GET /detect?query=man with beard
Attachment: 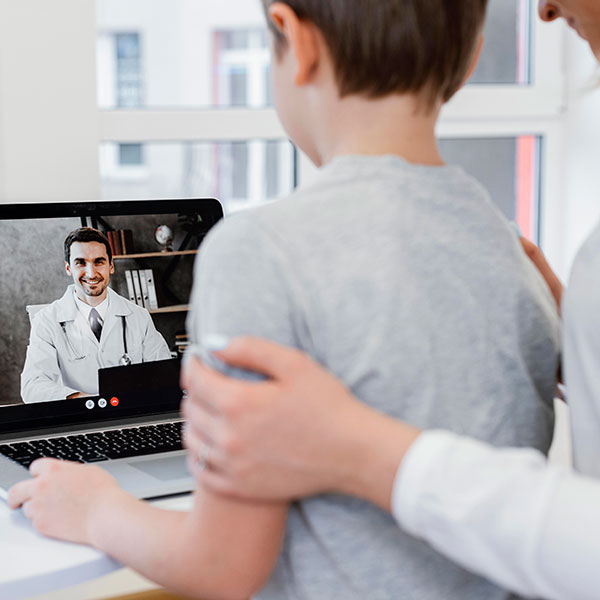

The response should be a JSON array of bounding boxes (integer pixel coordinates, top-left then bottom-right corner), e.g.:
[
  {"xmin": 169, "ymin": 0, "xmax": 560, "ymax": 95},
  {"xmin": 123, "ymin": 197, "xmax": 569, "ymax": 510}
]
[{"xmin": 21, "ymin": 227, "xmax": 170, "ymax": 403}]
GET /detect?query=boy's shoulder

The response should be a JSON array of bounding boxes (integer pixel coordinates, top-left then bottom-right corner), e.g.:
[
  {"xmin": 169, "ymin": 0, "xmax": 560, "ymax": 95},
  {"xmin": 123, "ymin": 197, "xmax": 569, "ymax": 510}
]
[
  {"xmin": 241, "ymin": 155, "xmax": 491, "ymax": 222},
  {"xmin": 205, "ymin": 155, "xmax": 508, "ymax": 262}
]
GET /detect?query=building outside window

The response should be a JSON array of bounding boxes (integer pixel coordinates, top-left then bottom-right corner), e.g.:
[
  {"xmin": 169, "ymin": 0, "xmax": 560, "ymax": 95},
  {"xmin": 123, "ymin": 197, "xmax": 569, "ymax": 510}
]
[
  {"xmin": 115, "ymin": 33, "xmax": 143, "ymax": 108},
  {"xmin": 98, "ymin": 30, "xmax": 145, "ymax": 172}
]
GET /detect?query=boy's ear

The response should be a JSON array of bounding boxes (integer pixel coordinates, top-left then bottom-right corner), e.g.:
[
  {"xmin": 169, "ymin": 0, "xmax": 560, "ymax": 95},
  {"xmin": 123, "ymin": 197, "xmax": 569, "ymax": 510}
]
[
  {"xmin": 462, "ymin": 33, "xmax": 484, "ymax": 86},
  {"xmin": 268, "ymin": 2, "xmax": 320, "ymax": 86}
]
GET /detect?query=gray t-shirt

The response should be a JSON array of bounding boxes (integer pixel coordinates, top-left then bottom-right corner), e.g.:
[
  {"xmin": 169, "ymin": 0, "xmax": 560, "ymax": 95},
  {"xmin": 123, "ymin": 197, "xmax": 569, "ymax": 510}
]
[{"xmin": 188, "ymin": 155, "xmax": 560, "ymax": 600}]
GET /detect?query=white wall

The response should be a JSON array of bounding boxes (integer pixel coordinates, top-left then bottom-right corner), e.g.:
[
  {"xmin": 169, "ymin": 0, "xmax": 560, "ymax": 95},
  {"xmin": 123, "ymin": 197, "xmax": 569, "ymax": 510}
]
[{"xmin": 0, "ymin": 0, "xmax": 100, "ymax": 203}]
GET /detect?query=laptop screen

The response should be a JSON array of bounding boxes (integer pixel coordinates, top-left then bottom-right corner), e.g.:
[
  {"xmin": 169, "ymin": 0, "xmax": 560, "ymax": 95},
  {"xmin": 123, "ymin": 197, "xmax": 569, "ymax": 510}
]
[{"xmin": 0, "ymin": 199, "xmax": 222, "ymax": 434}]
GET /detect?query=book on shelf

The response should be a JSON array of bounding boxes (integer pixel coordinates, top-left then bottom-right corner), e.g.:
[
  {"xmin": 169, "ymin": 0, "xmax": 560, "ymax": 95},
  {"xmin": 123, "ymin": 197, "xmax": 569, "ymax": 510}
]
[
  {"xmin": 106, "ymin": 231, "xmax": 116, "ymax": 256},
  {"xmin": 112, "ymin": 230, "xmax": 123, "ymax": 255},
  {"xmin": 124, "ymin": 270, "xmax": 136, "ymax": 303},
  {"xmin": 119, "ymin": 229, "xmax": 134, "ymax": 254},
  {"xmin": 144, "ymin": 269, "xmax": 159, "ymax": 310},
  {"xmin": 106, "ymin": 229, "xmax": 134, "ymax": 256},
  {"xmin": 131, "ymin": 270, "xmax": 144, "ymax": 306}
]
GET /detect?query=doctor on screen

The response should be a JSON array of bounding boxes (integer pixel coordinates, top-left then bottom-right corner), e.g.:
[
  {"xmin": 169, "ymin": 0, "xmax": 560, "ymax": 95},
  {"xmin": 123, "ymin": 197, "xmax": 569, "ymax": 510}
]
[{"xmin": 21, "ymin": 227, "xmax": 171, "ymax": 403}]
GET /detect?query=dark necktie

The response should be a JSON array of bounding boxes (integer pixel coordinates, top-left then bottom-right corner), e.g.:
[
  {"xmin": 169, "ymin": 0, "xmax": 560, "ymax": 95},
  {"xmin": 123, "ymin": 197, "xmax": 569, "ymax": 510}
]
[{"xmin": 89, "ymin": 308, "xmax": 103, "ymax": 342}]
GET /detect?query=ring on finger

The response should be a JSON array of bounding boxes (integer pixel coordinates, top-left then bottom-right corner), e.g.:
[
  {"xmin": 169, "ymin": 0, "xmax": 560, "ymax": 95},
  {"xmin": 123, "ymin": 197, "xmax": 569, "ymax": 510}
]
[{"xmin": 196, "ymin": 443, "xmax": 213, "ymax": 472}]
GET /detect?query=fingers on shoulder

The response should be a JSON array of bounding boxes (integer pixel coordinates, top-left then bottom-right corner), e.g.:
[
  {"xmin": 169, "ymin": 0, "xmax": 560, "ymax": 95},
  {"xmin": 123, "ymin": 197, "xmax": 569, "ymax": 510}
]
[{"xmin": 224, "ymin": 336, "xmax": 309, "ymax": 378}]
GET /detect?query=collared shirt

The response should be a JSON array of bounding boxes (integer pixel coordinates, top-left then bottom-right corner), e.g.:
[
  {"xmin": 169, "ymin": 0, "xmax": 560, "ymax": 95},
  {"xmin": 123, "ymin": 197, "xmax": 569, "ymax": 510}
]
[{"xmin": 73, "ymin": 291, "xmax": 109, "ymax": 339}]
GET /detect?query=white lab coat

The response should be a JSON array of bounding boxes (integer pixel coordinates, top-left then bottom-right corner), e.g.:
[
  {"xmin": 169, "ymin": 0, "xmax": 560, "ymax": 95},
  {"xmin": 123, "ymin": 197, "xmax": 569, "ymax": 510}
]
[{"xmin": 21, "ymin": 285, "xmax": 171, "ymax": 403}]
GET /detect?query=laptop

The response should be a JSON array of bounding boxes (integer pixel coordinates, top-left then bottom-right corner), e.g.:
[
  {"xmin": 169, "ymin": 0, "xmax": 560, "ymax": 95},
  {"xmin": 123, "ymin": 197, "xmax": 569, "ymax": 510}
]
[{"xmin": 0, "ymin": 198, "xmax": 223, "ymax": 499}]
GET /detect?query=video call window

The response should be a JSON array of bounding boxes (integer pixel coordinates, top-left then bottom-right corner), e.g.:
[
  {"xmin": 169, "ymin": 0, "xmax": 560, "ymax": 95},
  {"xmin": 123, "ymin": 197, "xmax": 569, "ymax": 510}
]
[{"xmin": 0, "ymin": 210, "xmax": 208, "ymax": 407}]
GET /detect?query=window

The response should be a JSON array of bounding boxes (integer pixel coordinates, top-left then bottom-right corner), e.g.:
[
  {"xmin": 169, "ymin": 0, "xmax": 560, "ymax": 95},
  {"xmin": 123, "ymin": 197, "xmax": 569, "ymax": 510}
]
[
  {"xmin": 214, "ymin": 29, "xmax": 270, "ymax": 107},
  {"xmin": 96, "ymin": 0, "xmax": 565, "ymax": 262},
  {"xmin": 439, "ymin": 136, "xmax": 541, "ymax": 240},
  {"xmin": 471, "ymin": 0, "xmax": 531, "ymax": 84},
  {"xmin": 118, "ymin": 143, "xmax": 144, "ymax": 166},
  {"xmin": 100, "ymin": 140, "xmax": 294, "ymax": 214},
  {"xmin": 97, "ymin": 29, "xmax": 145, "ymax": 169},
  {"xmin": 115, "ymin": 33, "xmax": 143, "ymax": 108}
]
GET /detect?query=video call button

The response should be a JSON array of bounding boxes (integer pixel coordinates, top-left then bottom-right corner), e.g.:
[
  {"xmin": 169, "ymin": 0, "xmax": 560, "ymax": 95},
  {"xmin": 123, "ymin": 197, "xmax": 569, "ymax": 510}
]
[
  {"xmin": 98, "ymin": 398, "xmax": 107, "ymax": 408},
  {"xmin": 110, "ymin": 397, "xmax": 119, "ymax": 407},
  {"xmin": 85, "ymin": 399, "xmax": 95, "ymax": 410}
]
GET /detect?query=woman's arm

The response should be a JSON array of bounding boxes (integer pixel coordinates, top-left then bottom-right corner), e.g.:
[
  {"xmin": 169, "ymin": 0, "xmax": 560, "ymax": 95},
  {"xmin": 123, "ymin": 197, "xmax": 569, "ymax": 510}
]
[{"xmin": 394, "ymin": 430, "xmax": 600, "ymax": 600}]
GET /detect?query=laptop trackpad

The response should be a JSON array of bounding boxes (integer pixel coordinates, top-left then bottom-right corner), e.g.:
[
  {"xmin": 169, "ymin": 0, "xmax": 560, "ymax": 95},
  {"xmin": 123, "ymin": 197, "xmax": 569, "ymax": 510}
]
[{"xmin": 130, "ymin": 455, "xmax": 190, "ymax": 481}]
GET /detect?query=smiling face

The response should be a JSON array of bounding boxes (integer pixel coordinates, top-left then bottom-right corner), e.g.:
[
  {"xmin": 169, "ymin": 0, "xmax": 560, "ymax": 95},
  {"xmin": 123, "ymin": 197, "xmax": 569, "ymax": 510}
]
[
  {"xmin": 539, "ymin": 0, "xmax": 600, "ymax": 57},
  {"xmin": 65, "ymin": 241, "xmax": 114, "ymax": 305}
]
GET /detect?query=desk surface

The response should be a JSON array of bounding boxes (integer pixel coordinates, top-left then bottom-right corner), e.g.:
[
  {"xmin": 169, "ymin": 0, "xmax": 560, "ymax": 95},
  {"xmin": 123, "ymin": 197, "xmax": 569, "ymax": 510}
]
[{"xmin": 0, "ymin": 494, "xmax": 191, "ymax": 599}]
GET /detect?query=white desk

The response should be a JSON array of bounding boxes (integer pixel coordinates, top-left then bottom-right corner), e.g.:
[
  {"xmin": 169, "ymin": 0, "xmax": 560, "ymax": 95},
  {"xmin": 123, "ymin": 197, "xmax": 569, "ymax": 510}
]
[{"xmin": 0, "ymin": 494, "xmax": 191, "ymax": 599}]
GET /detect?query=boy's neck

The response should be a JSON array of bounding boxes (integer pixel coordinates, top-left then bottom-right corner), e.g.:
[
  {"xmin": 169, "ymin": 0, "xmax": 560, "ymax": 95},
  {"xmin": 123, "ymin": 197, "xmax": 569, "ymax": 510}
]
[{"xmin": 316, "ymin": 93, "xmax": 444, "ymax": 168}]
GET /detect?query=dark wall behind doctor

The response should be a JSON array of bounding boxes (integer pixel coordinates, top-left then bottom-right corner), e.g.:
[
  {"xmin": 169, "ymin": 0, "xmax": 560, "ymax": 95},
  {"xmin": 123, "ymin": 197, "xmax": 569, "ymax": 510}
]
[{"xmin": 0, "ymin": 218, "xmax": 78, "ymax": 406}]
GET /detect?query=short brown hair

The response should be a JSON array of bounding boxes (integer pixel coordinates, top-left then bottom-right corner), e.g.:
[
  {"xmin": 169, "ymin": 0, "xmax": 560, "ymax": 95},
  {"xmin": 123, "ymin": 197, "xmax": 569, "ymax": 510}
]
[
  {"xmin": 64, "ymin": 227, "xmax": 112, "ymax": 264},
  {"xmin": 263, "ymin": 0, "xmax": 488, "ymax": 106}
]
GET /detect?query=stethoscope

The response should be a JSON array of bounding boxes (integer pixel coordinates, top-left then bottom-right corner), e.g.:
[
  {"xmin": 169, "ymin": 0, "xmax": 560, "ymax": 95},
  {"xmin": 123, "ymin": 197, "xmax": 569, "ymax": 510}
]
[{"xmin": 60, "ymin": 316, "xmax": 132, "ymax": 366}]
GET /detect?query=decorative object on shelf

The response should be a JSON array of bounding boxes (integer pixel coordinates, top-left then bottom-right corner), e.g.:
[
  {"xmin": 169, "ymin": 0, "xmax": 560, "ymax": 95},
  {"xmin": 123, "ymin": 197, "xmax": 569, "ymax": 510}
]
[
  {"xmin": 178, "ymin": 213, "xmax": 206, "ymax": 250},
  {"xmin": 174, "ymin": 330, "xmax": 189, "ymax": 356},
  {"xmin": 155, "ymin": 225, "xmax": 174, "ymax": 252}
]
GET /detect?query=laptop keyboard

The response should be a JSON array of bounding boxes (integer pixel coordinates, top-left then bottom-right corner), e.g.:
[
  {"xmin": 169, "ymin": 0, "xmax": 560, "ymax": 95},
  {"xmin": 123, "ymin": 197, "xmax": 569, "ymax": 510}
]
[{"xmin": 0, "ymin": 422, "xmax": 184, "ymax": 469}]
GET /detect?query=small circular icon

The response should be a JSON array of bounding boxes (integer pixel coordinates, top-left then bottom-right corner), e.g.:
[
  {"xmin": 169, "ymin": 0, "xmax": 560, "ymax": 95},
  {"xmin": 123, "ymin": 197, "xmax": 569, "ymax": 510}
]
[
  {"xmin": 110, "ymin": 397, "xmax": 119, "ymax": 407},
  {"xmin": 85, "ymin": 399, "xmax": 95, "ymax": 410},
  {"xmin": 98, "ymin": 398, "xmax": 107, "ymax": 408}
]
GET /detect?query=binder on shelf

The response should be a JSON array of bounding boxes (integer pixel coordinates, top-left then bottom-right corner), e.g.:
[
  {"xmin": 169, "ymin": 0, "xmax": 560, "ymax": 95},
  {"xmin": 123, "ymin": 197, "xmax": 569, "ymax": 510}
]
[
  {"xmin": 131, "ymin": 270, "xmax": 144, "ymax": 307},
  {"xmin": 124, "ymin": 270, "xmax": 136, "ymax": 303},
  {"xmin": 139, "ymin": 270, "xmax": 150, "ymax": 309},
  {"xmin": 144, "ymin": 269, "xmax": 159, "ymax": 310}
]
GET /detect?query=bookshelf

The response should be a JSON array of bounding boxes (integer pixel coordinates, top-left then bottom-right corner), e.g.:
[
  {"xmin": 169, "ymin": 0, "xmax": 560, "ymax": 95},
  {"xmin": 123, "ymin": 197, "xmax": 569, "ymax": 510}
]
[
  {"xmin": 113, "ymin": 250, "xmax": 198, "ymax": 260},
  {"xmin": 149, "ymin": 304, "xmax": 189, "ymax": 314}
]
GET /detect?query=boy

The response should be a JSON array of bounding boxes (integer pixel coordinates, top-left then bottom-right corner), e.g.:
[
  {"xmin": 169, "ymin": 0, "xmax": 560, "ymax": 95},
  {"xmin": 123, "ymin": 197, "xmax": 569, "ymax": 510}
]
[{"xmin": 9, "ymin": 1, "xmax": 559, "ymax": 599}]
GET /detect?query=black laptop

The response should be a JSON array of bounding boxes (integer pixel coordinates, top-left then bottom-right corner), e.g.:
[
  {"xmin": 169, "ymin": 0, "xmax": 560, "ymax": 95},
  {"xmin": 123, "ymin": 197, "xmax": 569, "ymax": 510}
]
[{"xmin": 0, "ymin": 198, "xmax": 223, "ymax": 499}]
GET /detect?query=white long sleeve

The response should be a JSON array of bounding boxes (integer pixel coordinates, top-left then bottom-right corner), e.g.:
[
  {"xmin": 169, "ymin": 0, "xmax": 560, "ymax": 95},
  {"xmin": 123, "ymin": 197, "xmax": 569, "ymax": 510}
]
[
  {"xmin": 563, "ymin": 222, "xmax": 600, "ymax": 477},
  {"xmin": 392, "ymin": 430, "xmax": 600, "ymax": 600}
]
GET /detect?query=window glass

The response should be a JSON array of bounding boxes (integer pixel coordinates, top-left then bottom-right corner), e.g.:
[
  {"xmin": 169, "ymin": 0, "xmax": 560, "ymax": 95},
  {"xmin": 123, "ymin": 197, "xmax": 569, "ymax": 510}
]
[
  {"xmin": 119, "ymin": 143, "xmax": 144, "ymax": 166},
  {"xmin": 100, "ymin": 140, "xmax": 295, "ymax": 214},
  {"xmin": 96, "ymin": 0, "xmax": 534, "ymax": 110},
  {"xmin": 115, "ymin": 33, "xmax": 143, "ymax": 106},
  {"xmin": 439, "ymin": 136, "xmax": 541, "ymax": 241},
  {"xmin": 470, "ymin": 0, "xmax": 531, "ymax": 85}
]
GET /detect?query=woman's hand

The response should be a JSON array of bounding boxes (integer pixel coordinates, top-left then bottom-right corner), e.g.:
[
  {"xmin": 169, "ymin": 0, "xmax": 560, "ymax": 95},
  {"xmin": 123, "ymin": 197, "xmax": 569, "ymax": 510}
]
[
  {"xmin": 520, "ymin": 237, "xmax": 563, "ymax": 311},
  {"xmin": 181, "ymin": 337, "xmax": 420, "ymax": 510}
]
